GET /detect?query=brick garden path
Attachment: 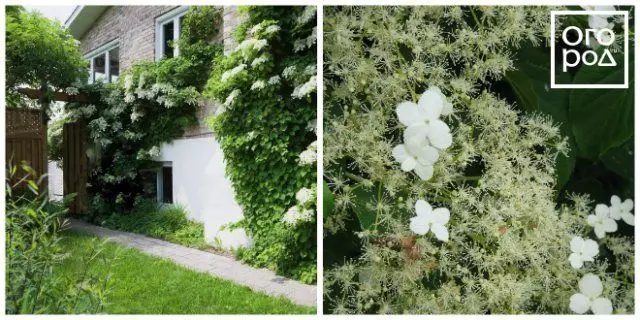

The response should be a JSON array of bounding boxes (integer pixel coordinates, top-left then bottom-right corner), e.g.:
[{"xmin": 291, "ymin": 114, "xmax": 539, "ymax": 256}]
[{"xmin": 69, "ymin": 219, "xmax": 316, "ymax": 307}]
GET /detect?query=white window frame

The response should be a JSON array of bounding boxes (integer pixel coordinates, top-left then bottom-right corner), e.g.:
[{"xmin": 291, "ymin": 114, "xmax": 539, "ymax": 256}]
[
  {"xmin": 85, "ymin": 39, "xmax": 119, "ymax": 84},
  {"xmin": 155, "ymin": 6, "xmax": 189, "ymax": 61}
]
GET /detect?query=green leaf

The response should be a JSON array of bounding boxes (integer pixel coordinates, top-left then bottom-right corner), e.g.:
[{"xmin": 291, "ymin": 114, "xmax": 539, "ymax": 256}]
[
  {"xmin": 600, "ymin": 138, "xmax": 634, "ymax": 181},
  {"xmin": 322, "ymin": 180, "xmax": 334, "ymax": 218},
  {"xmin": 351, "ymin": 186, "xmax": 378, "ymax": 231},
  {"xmin": 569, "ymin": 53, "xmax": 634, "ymax": 160},
  {"xmin": 505, "ymin": 43, "xmax": 575, "ymax": 188}
]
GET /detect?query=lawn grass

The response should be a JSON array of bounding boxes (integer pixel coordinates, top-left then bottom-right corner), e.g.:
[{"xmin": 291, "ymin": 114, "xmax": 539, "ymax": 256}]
[{"xmin": 56, "ymin": 231, "xmax": 316, "ymax": 314}]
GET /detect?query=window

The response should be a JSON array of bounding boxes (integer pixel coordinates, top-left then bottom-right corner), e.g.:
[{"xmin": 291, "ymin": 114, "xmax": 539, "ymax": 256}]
[
  {"xmin": 156, "ymin": 162, "xmax": 173, "ymax": 204},
  {"xmin": 155, "ymin": 6, "xmax": 189, "ymax": 60},
  {"xmin": 86, "ymin": 40, "xmax": 119, "ymax": 84}
]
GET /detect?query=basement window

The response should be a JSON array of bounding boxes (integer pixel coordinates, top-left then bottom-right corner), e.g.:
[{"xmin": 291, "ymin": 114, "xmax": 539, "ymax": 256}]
[
  {"xmin": 155, "ymin": 6, "xmax": 189, "ymax": 60},
  {"xmin": 86, "ymin": 40, "xmax": 120, "ymax": 84},
  {"xmin": 156, "ymin": 162, "xmax": 173, "ymax": 204}
]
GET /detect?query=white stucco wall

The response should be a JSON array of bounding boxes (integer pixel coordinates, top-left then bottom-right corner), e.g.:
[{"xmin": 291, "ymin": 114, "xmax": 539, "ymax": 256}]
[{"xmin": 158, "ymin": 137, "xmax": 250, "ymax": 250}]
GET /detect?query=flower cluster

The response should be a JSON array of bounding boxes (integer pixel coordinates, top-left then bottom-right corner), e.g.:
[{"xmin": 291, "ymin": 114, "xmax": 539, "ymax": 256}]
[
  {"xmin": 409, "ymin": 200, "xmax": 450, "ymax": 242},
  {"xmin": 392, "ymin": 87, "xmax": 453, "ymax": 180},
  {"xmin": 282, "ymin": 186, "xmax": 316, "ymax": 225},
  {"xmin": 299, "ymin": 140, "xmax": 317, "ymax": 165},
  {"xmin": 588, "ymin": 195, "xmax": 634, "ymax": 238}
]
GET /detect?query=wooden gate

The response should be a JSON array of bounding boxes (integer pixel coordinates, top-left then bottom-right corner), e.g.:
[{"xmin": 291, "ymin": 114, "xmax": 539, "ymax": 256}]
[
  {"xmin": 63, "ymin": 122, "xmax": 88, "ymax": 214},
  {"xmin": 5, "ymin": 108, "xmax": 48, "ymax": 180}
]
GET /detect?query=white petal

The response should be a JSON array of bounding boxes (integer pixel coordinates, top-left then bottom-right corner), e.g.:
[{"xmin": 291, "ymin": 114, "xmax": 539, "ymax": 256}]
[
  {"xmin": 413, "ymin": 163, "xmax": 434, "ymax": 181},
  {"xmin": 432, "ymin": 207, "xmax": 450, "ymax": 225},
  {"xmin": 621, "ymin": 212, "xmax": 635, "ymax": 226},
  {"xmin": 569, "ymin": 293, "xmax": 590, "ymax": 314},
  {"xmin": 427, "ymin": 120, "xmax": 453, "ymax": 150},
  {"xmin": 610, "ymin": 195, "xmax": 621, "ymax": 206},
  {"xmin": 594, "ymin": 225, "xmax": 605, "ymax": 239},
  {"xmin": 587, "ymin": 214, "xmax": 598, "ymax": 227},
  {"xmin": 593, "ymin": 6, "xmax": 616, "ymax": 12},
  {"xmin": 595, "ymin": 204, "xmax": 610, "ymax": 217},
  {"xmin": 401, "ymin": 157, "xmax": 417, "ymax": 172},
  {"xmin": 602, "ymin": 218, "xmax": 617, "ymax": 233},
  {"xmin": 588, "ymin": 15, "xmax": 610, "ymax": 30},
  {"xmin": 430, "ymin": 224, "xmax": 449, "ymax": 242},
  {"xmin": 622, "ymin": 199, "xmax": 634, "ymax": 211},
  {"xmin": 417, "ymin": 88, "xmax": 444, "ymax": 120},
  {"xmin": 416, "ymin": 145, "xmax": 439, "ymax": 165},
  {"xmin": 392, "ymin": 144, "xmax": 410, "ymax": 163},
  {"xmin": 570, "ymin": 236, "xmax": 584, "ymax": 253},
  {"xmin": 582, "ymin": 239, "xmax": 599, "ymax": 258},
  {"xmin": 409, "ymin": 216, "xmax": 429, "ymax": 235},
  {"xmin": 569, "ymin": 253, "xmax": 584, "ymax": 269},
  {"xmin": 415, "ymin": 199, "xmax": 432, "ymax": 217},
  {"xmin": 591, "ymin": 297, "xmax": 613, "ymax": 314},
  {"xmin": 396, "ymin": 101, "xmax": 422, "ymax": 126},
  {"xmin": 404, "ymin": 123, "xmax": 429, "ymax": 142},
  {"xmin": 579, "ymin": 273, "xmax": 603, "ymax": 299}
]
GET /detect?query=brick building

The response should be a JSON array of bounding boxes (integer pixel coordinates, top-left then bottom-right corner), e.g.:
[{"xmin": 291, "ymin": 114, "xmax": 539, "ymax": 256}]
[{"xmin": 66, "ymin": 5, "xmax": 249, "ymax": 249}]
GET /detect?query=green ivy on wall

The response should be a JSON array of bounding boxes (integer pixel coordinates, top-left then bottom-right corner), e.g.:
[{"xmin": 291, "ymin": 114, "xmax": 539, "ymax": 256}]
[{"xmin": 205, "ymin": 6, "xmax": 317, "ymax": 283}]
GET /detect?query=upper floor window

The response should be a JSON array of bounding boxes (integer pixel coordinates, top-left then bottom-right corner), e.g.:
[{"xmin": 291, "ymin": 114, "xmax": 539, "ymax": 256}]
[
  {"xmin": 155, "ymin": 6, "xmax": 189, "ymax": 60},
  {"xmin": 87, "ymin": 40, "xmax": 120, "ymax": 84}
]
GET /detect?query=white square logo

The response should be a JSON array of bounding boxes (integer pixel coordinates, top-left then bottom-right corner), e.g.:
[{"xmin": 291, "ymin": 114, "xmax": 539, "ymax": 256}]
[{"xmin": 550, "ymin": 10, "xmax": 629, "ymax": 89}]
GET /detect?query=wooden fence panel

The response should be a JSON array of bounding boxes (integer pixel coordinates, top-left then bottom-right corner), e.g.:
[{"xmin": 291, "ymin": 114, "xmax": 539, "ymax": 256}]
[
  {"xmin": 5, "ymin": 108, "xmax": 47, "ymax": 183},
  {"xmin": 63, "ymin": 122, "xmax": 88, "ymax": 214}
]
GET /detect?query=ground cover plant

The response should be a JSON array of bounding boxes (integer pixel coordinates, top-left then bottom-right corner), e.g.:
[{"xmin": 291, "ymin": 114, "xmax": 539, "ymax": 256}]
[
  {"xmin": 99, "ymin": 201, "xmax": 209, "ymax": 249},
  {"xmin": 56, "ymin": 232, "xmax": 316, "ymax": 314},
  {"xmin": 5, "ymin": 164, "xmax": 115, "ymax": 314},
  {"xmin": 323, "ymin": 6, "xmax": 634, "ymax": 314},
  {"xmin": 206, "ymin": 6, "xmax": 317, "ymax": 283}
]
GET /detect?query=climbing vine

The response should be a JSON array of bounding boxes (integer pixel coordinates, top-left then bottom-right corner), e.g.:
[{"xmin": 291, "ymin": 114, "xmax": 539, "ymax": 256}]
[
  {"xmin": 205, "ymin": 6, "xmax": 317, "ymax": 283},
  {"xmin": 60, "ymin": 6, "xmax": 223, "ymax": 215}
]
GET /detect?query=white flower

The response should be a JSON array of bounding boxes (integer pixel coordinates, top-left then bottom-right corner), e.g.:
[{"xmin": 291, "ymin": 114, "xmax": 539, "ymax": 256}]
[
  {"xmin": 587, "ymin": 207, "xmax": 618, "ymax": 238},
  {"xmin": 282, "ymin": 206, "xmax": 301, "ymax": 224},
  {"xmin": 409, "ymin": 200, "xmax": 450, "ymax": 242},
  {"xmin": 124, "ymin": 75, "xmax": 134, "ymax": 90},
  {"xmin": 308, "ymin": 140, "xmax": 317, "ymax": 151},
  {"xmin": 251, "ymin": 80, "xmax": 266, "ymax": 91},
  {"xmin": 282, "ymin": 65, "xmax": 297, "ymax": 79},
  {"xmin": 223, "ymin": 89, "xmax": 241, "ymax": 107},
  {"xmin": 392, "ymin": 133, "xmax": 439, "ymax": 181},
  {"xmin": 607, "ymin": 195, "xmax": 634, "ymax": 226},
  {"xmin": 580, "ymin": 6, "xmax": 616, "ymax": 30},
  {"xmin": 251, "ymin": 55, "xmax": 268, "ymax": 67},
  {"xmin": 395, "ymin": 86, "xmax": 453, "ymax": 150},
  {"xmin": 296, "ymin": 187, "xmax": 314, "ymax": 205},
  {"xmin": 292, "ymin": 75, "xmax": 316, "ymax": 99},
  {"xmin": 265, "ymin": 25, "xmax": 280, "ymax": 34},
  {"xmin": 249, "ymin": 23, "xmax": 263, "ymax": 35},
  {"xmin": 569, "ymin": 273, "xmax": 613, "ymax": 314},
  {"xmin": 221, "ymin": 64, "xmax": 247, "ymax": 82},
  {"xmin": 568, "ymin": 236, "xmax": 599, "ymax": 269},
  {"xmin": 299, "ymin": 149, "xmax": 316, "ymax": 165},
  {"xmin": 268, "ymin": 75, "xmax": 281, "ymax": 85}
]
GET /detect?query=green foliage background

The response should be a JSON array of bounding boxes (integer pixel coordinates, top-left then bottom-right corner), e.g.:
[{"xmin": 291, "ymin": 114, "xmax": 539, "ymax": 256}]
[{"xmin": 206, "ymin": 6, "xmax": 317, "ymax": 283}]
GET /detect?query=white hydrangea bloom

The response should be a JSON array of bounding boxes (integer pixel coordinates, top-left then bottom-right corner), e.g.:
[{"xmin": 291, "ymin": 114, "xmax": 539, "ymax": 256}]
[
  {"xmin": 296, "ymin": 187, "xmax": 314, "ymax": 205},
  {"xmin": 124, "ymin": 75, "xmax": 134, "ymax": 90},
  {"xmin": 587, "ymin": 207, "xmax": 617, "ymax": 238},
  {"xmin": 607, "ymin": 195, "xmax": 634, "ymax": 226},
  {"xmin": 299, "ymin": 149, "xmax": 316, "ymax": 165},
  {"xmin": 580, "ymin": 6, "xmax": 616, "ymax": 29},
  {"xmin": 392, "ymin": 133, "xmax": 439, "ymax": 181},
  {"xmin": 131, "ymin": 109, "xmax": 143, "ymax": 122},
  {"xmin": 265, "ymin": 25, "xmax": 280, "ymax": 34},
  {"xmin": 292, "ymin": 75, "xmax": 316, "ymax": 99},
  {"xmin": 569, "ymin": 273, "xmax": 613, "ymax": 314},
  {"xmin": 282, "ymin": 65, "xmax": 297, "ymax": 79},
  {"xmin": 268, "ymin": 75, "xmax": 281, "ymax": 85},
  {"xmin": 251, "ymin": 80, "xmax": 266, "ymax": 91},
  {"xmin": 221, "ymin": 64, "xmax": 247, "ymax": 82},
  {"xmin": 396, "ymin": 86, "xmax": 453, "ymax": 150},
  {"xmin": 297, "ymin": 6, "xmax": 317, "ymax": 24},
  {"xmin": 65, "ymin": 87, "xmax": 79, "ymax": 95},
  {"xmin": 249, "ymin": 23, "xmax": 263, "ymax": 35},
  {"xmin": 148, "ymin": 146, "xmax": 160, "ymax": 157},
  {"xmin": 308, "ymin": 140, "xmax": 317, "ymax": 151},
  {"xmin": 409, "ymin": 200, "xmax": 450, "ymax": 242},
  {"xmin": 568, "ymin": 236, "xmax": 599, "ymax": 269},
  {"xmin": 124, "ymin": 93, "xmax": 136, "ymax": 103},
  {"xmin": 223, "ymin": 89, "xmax": 241, "ymax": 107},
  {"xmin": 301, "ymin": 208, "xmax": 315, "ymax": 221},
  {"xmin": 251, "ymin": 55, "xmax": 268, "ymax": 67}
]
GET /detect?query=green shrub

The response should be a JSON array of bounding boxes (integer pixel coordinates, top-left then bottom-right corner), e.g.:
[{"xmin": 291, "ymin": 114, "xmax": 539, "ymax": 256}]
[
  {"xmin": 205, "ymin": 6, "xmax": 317, "ymax": 283},
  {"xmin": 100, "ymin": 201, "xmax": 208, "ymax": 249},
  {"xmin": 5, "ymin": 163, "xmax": 115, "ymax": 314}
]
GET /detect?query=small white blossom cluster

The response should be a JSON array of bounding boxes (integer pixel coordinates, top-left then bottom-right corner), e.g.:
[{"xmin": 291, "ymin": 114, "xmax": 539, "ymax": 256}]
[
  {"xmin": 294, "ymin": 26, "xmax": 317, "ymax": 52},
  {"xmin": 223, "ymin": 89, "xmax": 241, "ymax": 108},
  {"xmin": 265, "ymin": 25, "xmax": 280, "ymax": 34},
  {"xmin": 297, "ymin": 6, "xmax": 317, "ymax": 24},
  {"xmin": 268, "ymin": 75, "xmax": 281, "ymax": 85},
  {"xmin": 588, "ymin": 195, "xmax": 634, "ymax": 238},
  {"xmin": 392, "ymin": 86, "xmax": 453, "ymax": 181},
  {"xmin": 234, "ymin": 38, "xmax": 268, "ymax": 60},
  {"xmin": 250, "ymin": 80, "xmax": 266, "ymax": 91},
  {"xmin": 64, "ymin": 86, "xmax": 79, "ymax": 95},
  {"xmin": 409, "ymin": 200, "xmax": 450, "ymax": 242},
  {"xmin": 282, "ymin": 65, "xmax": 297, "ymax": 80},
  {"xmin": 221, "ymin": 64, "xmax": 247, "ymax": 82},
  {"xmin": 569, "ymin": 274, "xmax": 613, "ymax": 314},
  {"xmin": 298, "ymin": 140, "xmax": 317, "ymax": 165},
  {"xmin": 251, "ymin": 54, "xmax": 268, "ymax": 67},
  {"xmin": 282, "ymin": 186, "xmax": 316, "ymax": 225},
  {"xmin": 292, "ymin": 75, "xmax": 316, "ymax": 99}
]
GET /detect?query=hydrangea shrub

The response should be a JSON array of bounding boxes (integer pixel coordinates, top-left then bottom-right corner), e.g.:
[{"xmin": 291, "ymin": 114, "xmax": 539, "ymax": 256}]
[
  {"xmin": 205, "ymin": 6, "xmax": 317, "ymax": 283},
  {"xmin": 323, "ymin": 6, "xmax": 634, "ymax": 314}
]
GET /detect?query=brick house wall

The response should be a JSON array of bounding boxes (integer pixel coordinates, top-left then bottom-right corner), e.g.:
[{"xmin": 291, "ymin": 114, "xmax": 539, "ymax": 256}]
[{"xmin": 78, "ymin": 6, "xmax": 243, "ymax": 138}]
